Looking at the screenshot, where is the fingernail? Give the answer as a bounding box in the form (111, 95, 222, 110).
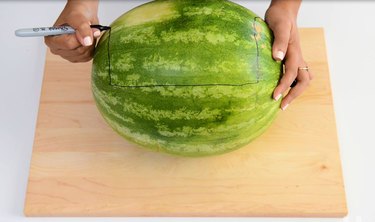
(281, 104, 289, 111)
(275, 51, 285, 61)
(274, 94, 282, 101)
(83, 36, 92, 46)
(93, 30, 101, 38)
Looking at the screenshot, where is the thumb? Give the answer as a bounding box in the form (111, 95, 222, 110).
(271, 22, 291, 61)
(66, 15, 94, 47)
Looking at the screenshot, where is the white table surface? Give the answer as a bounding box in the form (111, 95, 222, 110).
(1, 1, 374, 222)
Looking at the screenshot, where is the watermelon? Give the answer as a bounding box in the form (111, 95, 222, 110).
(92, 0, 282, 157)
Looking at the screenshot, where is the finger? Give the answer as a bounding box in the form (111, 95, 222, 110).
(61, 51, 93, 63)
(65, 55, 93, 63)
(271, 21, 291, 61)
(273, 48, 299, 101)
(280, 69, 311, 110)
(74, 22, 93, 47)
(45, 34, 81, 51)
(50, 45, 90, 57)
(60, 46, 95, 63)
(92, 28, 101, 38)
(62, 13, 94, 47)
(45, 26, 98, 52)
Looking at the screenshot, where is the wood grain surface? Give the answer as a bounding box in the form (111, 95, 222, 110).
(24, 28, 347, 217)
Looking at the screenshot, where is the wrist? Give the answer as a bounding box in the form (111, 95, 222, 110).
(66, 0, 99, 12)
(64, 0, 99, 22)
(269, 0, 301, 19)
(67, 0, 99, 5)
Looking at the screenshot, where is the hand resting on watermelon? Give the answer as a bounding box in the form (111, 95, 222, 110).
(44, 0, 100, 63)
(45, 0, 312, 111)
(266, 0, 313, 110)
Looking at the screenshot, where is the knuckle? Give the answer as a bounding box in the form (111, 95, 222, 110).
(65, 58, 74, 63)
(62, 56, 73, 62)
(285, 63, 298, 73)
(273, 19, 290, 29)
(49, 48, 58, 55)
(62, 37, 79, 50)
(70, 59, 80, 63)
(82, 56, 93, 63)
(83, 50, 94, 61)
(301, 79, 311, 88)
(66, 56, 90, 63)
(64, 56, 79, 63)
(80, 47, 94, 60)
(44, 37, 51, 46)
(78, 23, 90, 33)
(290, 89, 301, 99)
(285, 72, 298, 82)
(86, 47, 95, 57)
(65, 39, 78, 50)
(304, 80, 311, 88)
(302, 72, 311, 83)
(287, 93, 296, 101)
(301, 71, 310, 80)
(76, 46, 86, 54)
(280, 78, 291, 86)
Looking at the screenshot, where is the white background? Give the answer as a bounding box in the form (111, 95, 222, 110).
(0, 1, 374, 222)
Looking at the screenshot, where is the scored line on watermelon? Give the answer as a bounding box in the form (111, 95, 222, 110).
(103, 17, 264, 88)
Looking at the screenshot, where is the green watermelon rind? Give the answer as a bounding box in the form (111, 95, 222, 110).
(91, 0, 282, 157)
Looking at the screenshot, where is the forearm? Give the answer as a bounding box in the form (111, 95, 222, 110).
(269, 0, 301, 18)
(67, 0, 99, 7)
(65, 0, 99, 16)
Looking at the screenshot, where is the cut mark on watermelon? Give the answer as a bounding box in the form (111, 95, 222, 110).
(253, 17, 262, 83)
(252, 17, 262, 110)
(106, 26, 112, 86)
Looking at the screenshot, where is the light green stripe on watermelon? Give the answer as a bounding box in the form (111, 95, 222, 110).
(92, 0, 282, 156)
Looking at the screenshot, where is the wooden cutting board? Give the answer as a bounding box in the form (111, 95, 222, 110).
(24, 28, 347, 217)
